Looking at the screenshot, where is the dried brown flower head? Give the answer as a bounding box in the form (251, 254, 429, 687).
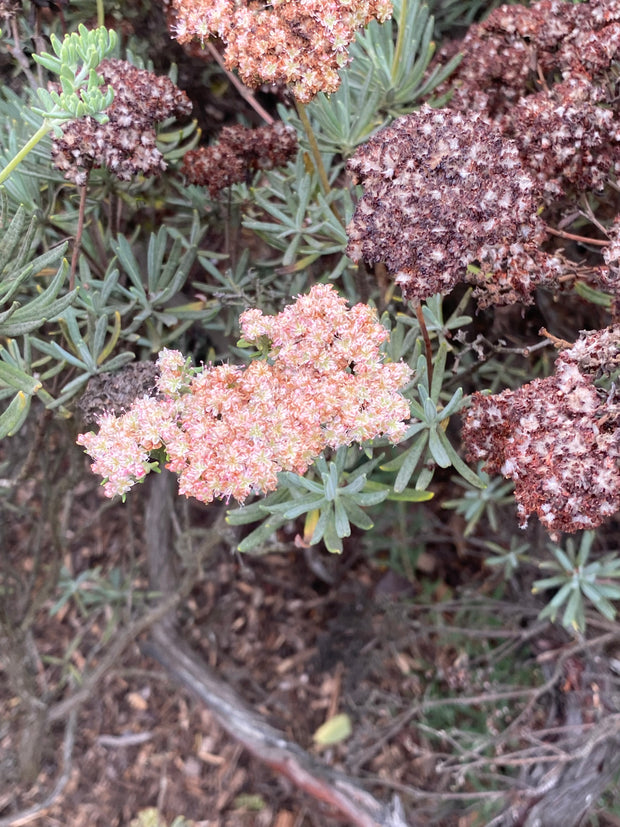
(181, 122, 297, 197)
(346, 105, 561, 307)
(502, 78, 620, 200)
(51, 59, 192, 186)
(431, 1, 620, 202)
(169, 0, 392, 102)
(0, 0, 20, 17)
(462, 326, 620, 535)
(78, 362, 160, 426)
(439, 0, 620, 119)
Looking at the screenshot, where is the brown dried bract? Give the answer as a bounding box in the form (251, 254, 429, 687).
(51, 59, 192, 186)
(462, 326, 620, 535)
(346, 105, 561, 307)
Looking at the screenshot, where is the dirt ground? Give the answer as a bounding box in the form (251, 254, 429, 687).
(1, 447, 556, 827)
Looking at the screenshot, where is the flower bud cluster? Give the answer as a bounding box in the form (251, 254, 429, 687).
(77, 284, 412, 503)
(169, 0, 392, 102)
(181, 122, 297, 197)
(346, 105, 562, 307)
(462, 326, 620, 535)
(51, 59, 192, 186)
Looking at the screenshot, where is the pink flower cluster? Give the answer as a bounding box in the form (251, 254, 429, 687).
(77, 284, 412, 503)
(169, 0, 392, 102)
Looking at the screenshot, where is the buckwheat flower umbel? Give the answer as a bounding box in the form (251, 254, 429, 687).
(346, 105, 562, 307)
(77, 395, 174, 498)
(462, 326, 620, 535)
(169, 0, 392, 102)
(78, 285, 412, 504)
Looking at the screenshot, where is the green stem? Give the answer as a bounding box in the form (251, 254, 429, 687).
(295, 100, 344, 226)
(96, 0, 105, 27)
(0, 121, 51, 186)
(295, 101, 330, 195)
(391, 0, 407, 81)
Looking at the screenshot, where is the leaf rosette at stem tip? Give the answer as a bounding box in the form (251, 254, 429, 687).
(32, 24, 118, 125)
(0, 25, 118, 187)
(227, 446, 433, 555)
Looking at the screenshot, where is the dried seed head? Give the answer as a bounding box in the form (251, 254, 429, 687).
(436, 0, 620, 119)
(181, 122, 298, 197)
(430, 0, 620, 204)
(51, 59, 192, 185)
(501, 78, 620, 200)
(346, 105, 559, 306)
(462, 325, 620, 534)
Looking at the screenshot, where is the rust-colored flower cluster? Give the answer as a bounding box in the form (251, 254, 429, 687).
(346, 105, 562, 307)
(51, 59, 192, 186)
(462, 326, 620, 535)
(169, 0, 392, 102)
(181, 122, 297, 197)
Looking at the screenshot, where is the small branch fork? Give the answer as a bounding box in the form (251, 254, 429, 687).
(143, 626, 409, 827)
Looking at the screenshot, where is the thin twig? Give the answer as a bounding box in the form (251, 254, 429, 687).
(545, 224, 609, 247)
(144, 625, 409, 827)
(69, 182, 89, 290)
(204, 41, 274, 125)
(539, 327, 572, 350)
(0, 709, 77, 827)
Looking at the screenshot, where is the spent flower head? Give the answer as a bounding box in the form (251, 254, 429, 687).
(181, 122, 298, 197)
(431, 0, 620, 204)
(346, 105, 562, 307)
(51, 59, 192, 186)
(77, 284, 412, 504)
(169, 0, 392, 102)
(436, 0, 620, 120)
(462, 325, 620, 536)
